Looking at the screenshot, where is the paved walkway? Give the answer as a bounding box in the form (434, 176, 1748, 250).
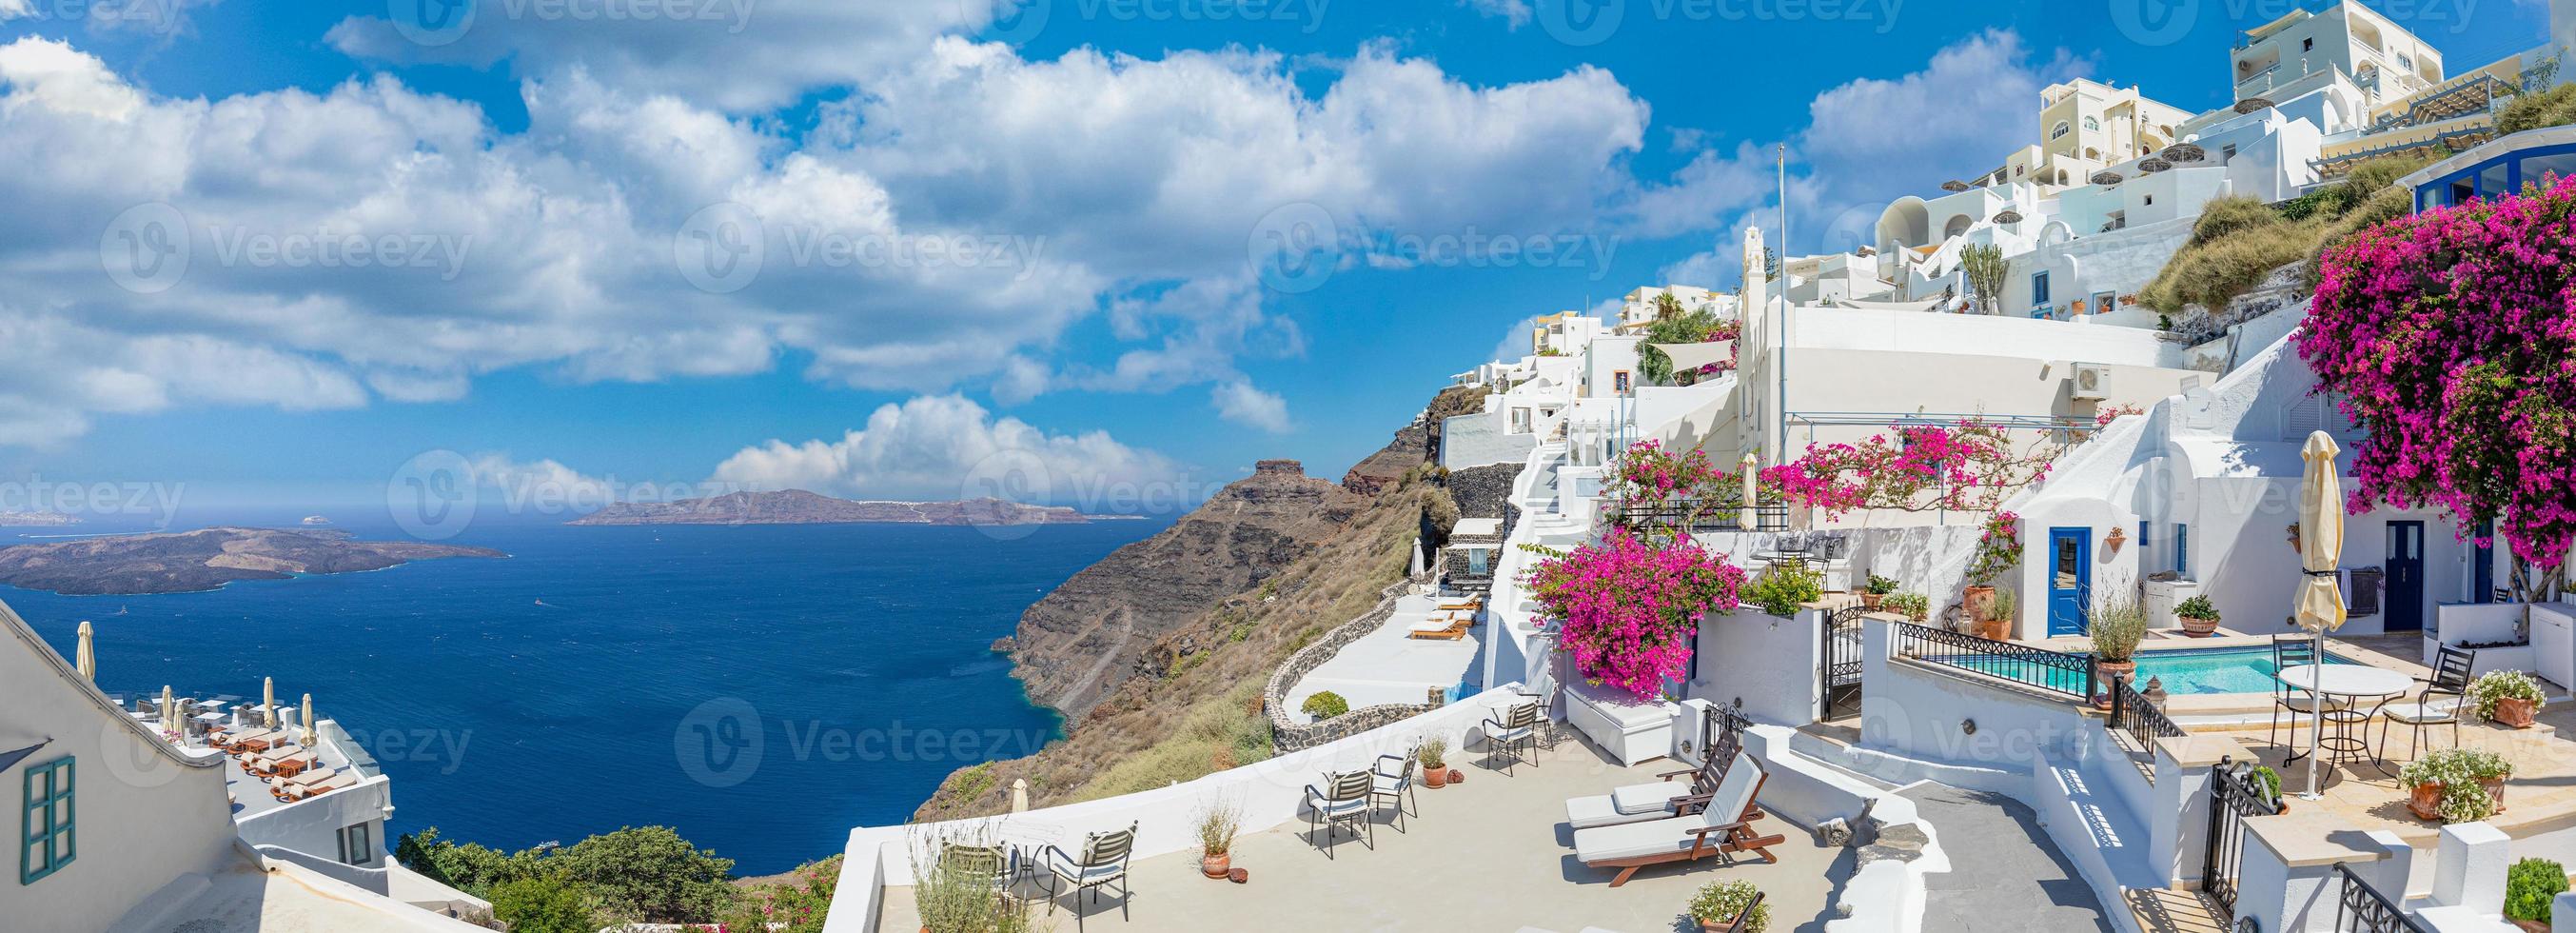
(1905, 784, 2115, 933)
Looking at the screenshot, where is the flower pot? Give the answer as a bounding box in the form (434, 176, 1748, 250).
(2483, 777, 2507, 813)
(2495, 696, 2538, 728)
(1228, 867, 1249, 883)
(1975, 619, 2011, 642)
(1963, 586, 1996, 625)
(2409, 783, 2443, 822)
(1860, 593, 1886, 611)
(2513, 920, 2549, 933)
(1201, 853, 1230, 878)
(1447, 768, 1464, 784)
(1423, 764, 1448, 788)
(2179, 615, 2219, 637)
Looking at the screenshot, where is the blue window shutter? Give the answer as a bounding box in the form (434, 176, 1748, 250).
(2176, 525, 2191, 577)
(22, 756, 74, 884)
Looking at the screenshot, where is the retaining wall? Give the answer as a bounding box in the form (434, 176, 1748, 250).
(1264, 572, 1441, 751)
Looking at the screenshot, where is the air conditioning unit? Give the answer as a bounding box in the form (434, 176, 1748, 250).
(2071, 363, 2112, 401)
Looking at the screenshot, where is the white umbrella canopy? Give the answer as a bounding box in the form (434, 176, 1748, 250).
(1646, 340, 1734, 375)
(2296, 430, 2349, 797)
(160, 685, 174, 737)
(1740, 453, 1760, 529)
(75, 621, 94, 682)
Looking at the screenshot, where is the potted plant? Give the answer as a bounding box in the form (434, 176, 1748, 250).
(1194, 798, 1241, 879)
(1685, 879, 1768, 933)
(1742, 560, 1823, 618)
(2473, 670, 2547, 728)
(2399, 748, 2508, 824)
(2507, 858, 2566, 933)
(2465, 747, 2515, 813)
(2174, 595, 2221, 638)
(2250, 764, 2288, 814)
(1420, 738, 1448, 788)
(1976, 589, 2016, 642)
(1962, 512, 2020, 622)
(1861, 574, 1899, 611)
(1883, 592, 1930, 624)
(2090, 595, 2149, 705)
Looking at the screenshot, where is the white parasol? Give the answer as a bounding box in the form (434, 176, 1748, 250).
(2295, 430, 2350, 798)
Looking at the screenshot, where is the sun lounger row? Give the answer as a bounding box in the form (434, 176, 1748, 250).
(1407, 612, 1475, 640)
(1568, 751, 1784, 887)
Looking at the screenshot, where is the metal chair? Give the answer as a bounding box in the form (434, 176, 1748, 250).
(1036, 823, 1135, 923)
(1484, 698, 1543, 775)
(2373, 645, 2477, 762)
(2269, 635, 2344, 752)
(1369, 745, 1419, 830)
(1304, 769, 1377, 857)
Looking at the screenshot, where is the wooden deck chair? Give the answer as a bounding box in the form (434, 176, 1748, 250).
(1563, 748, 1747, 830)
(1572, 753, 1784, 887)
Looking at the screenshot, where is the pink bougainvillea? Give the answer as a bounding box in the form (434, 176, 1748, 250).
(1604, 439, 1745, 535)
(1527, 529, 1747, 700)
(1758, 419, 2054, 519)
(2301, 174, 2576, 590)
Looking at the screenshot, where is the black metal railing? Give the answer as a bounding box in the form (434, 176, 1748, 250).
(2205, 757, 2278, 919)
(1821, 604, 1866, 721)
(1892, 623, 2094, 702)
(2108, 674, 2183, 751)
(1609, 497, 1789, 534)
(2330, 863, 2429, 933)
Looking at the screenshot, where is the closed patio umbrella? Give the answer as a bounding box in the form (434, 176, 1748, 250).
(2296, 430, 2350, 799)
(159, 685, 174, 736)
(75, 621, 94, 682)
(263, 676, 276, 729)
(301, 693, 315, 745)
(1740, 453, 1760, 530)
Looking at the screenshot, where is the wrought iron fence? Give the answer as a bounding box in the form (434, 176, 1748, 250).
(1891, 622, 2094, 702)
(1609, 497, 1790, 534)
(2330, 863, 2429, 933)
(2108, 673, 2183, 751)
(2205, 756, 2280, 919)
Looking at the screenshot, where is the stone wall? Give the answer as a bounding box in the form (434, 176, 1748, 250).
(1264, 572, 1442, 752)
(1446, 462, 1524, 520)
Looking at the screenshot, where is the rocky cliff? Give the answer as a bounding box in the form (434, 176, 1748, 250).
(1339, 385, 1487, 494)
(1003, 460, 1368, 719)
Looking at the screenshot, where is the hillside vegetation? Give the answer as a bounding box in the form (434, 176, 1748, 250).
(2138, 152, 2432, 312)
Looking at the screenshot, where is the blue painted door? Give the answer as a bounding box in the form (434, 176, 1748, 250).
(2048, 527, 2091, 637)
(2388, 521, 2427, 631)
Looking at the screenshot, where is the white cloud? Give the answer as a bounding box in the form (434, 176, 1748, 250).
(1209, 381, 1290, 433)
(1458, 0, 1533, 28)
(709, 395, 1181, 503)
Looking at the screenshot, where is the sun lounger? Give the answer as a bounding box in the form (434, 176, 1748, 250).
(1408, 613, 1472, 640)
(290, 772, 357, 800)
(1573, 752, 1783, 887)
(224, 729, 277, 752)
(280, 766, 338, 793)
(1437, 597, 1484, 612)
(1564, 755, 1745, 830)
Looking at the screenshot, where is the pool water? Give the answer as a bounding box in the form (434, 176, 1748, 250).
(2130, 645, 2358, 695)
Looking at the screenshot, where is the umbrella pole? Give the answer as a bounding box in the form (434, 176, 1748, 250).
(2303, 645, 2326, 800)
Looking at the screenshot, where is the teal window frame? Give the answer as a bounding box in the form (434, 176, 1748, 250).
(2176, 524, 2192, 577)
(21, 756, 73, 884)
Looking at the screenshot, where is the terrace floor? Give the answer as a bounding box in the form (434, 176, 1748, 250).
(2204, 704, 2576, 852)
(876, 737, 1850, 932)
(1284, 591, 1485, 713)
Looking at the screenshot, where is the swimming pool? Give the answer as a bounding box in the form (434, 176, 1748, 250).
(2130, 645, 2358, 695)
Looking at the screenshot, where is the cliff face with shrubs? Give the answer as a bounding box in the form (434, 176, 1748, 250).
(914, 387, 1474, 820)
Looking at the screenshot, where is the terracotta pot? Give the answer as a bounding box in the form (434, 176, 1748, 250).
(1423, 764, 1448, 788)
(2496, 696, 2538, 728)
(2484, 776, 2507, 813)
(1963, 586, 1996, 625)
(2409, 783, 2443, 822)
(1447, 768, 1464, 784)
(1860, 593, 1886, 611)
(2179, 615, 2219, 637)
(2513, 919, 2548, 933)
(1202, 853, 1230, 878)
(1975, 619, 2011, 642)
(1228, 867, 1249, 883)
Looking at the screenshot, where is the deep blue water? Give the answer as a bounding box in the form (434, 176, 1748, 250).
(9, 510, 1162, 874)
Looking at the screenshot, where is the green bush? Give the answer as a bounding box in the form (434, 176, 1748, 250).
(2186, 196, 2281, 248)
(720, 855, 841, 933)
(551, 826, 737, 923)
(1741, 560, 1823, 616)
(1301, 690, 1350, 720)
(1864, 573, 1900, 596)
(2140, 220, 2317, 311)
(2508, 858, 2568, 923)
(2174, 595, 2218, 622)
(2471, 669, 2548, 720)
(1687, 879, 1770, 932)
(490, 875, 598, 933)
(2502, 83, 2576, 135)
(2342, 152, 2437, 199)
(1882, 592, 1930, 622)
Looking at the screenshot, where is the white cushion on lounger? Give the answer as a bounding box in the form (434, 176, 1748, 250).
(1566, 788, 1681, 830)
(1611, 781, 1687, 814)
(1408, 615, 1459, 632)
(1574, 753, 1760, 863)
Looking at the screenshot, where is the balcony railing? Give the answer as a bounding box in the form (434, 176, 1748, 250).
(2330, 863, 2429, 933)
(2108, 673, 2183, 751)
(1892, 623, 2095, 703)
(1607, 498, 1789, 534)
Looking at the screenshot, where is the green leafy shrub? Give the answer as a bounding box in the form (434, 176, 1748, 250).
(489, 874, 598, 933)
(1741, 560, 1823, 616)
(2471, 669, 2547, 720)
(2507, 858, 2568, 923)
(2174, 595, 2218, 621)
(2501, 83, 2576, 135)
(1301, 690, 1350, 720)
(1865, 573, 1899, 596)
(1687, 879, 1770, 932)
(2186, 195, 2282, 247)
(721, 855, 841, 933)
(552, 826, 737, 923)
(2250, 765, 2283, 805)
(2140, 219, 2316, 311)
(1984, 589, 2016, 625)
(1882, 592, 1930, 622)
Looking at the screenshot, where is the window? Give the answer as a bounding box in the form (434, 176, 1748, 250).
(2051, 120, 2071, 140)
(2523, 152, 2576, 192)
(1466, 548, 1490, 576)
(1508, 407, 1531, 434)
(2083, 116, 2101, 132)
(2144, 194, 2155, 207)
(1613, 370, 1631, 396)
(21, 757, 73, 883)
(2175, 524, 2191, 576)
(2030, 271, 2051, 305)
(2221, 144, 2238, 161)
(338, 823, 375, 867)
(2015, 165, 2026, 176)
(2302, 37, 2313, 51)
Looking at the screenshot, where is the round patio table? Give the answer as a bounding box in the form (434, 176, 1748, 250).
(2277, 664, 2413, 774)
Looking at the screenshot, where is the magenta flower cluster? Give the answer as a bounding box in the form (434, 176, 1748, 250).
(1528, 529, 1747, 700)
(2301, 173, 2576, 570)
(1759, 420, 2053, 519)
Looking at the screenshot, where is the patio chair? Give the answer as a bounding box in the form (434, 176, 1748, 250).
(2269, 636, 2344, 751)
(1483, 696, 1543, 775)
(1303, 769, 1377, 857)
(2372, 645, 2477, 762)
(938, 842, 1010, 895)
(1370, 746, 1419, 830)
(1563, 751, 1741, 830)
(1573, 751, 1783, 887)
(1036, 822, 1135, 923)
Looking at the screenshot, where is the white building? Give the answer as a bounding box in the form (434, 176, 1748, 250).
(2228, 2, 2446, 124)
(1615, 285, 1731, 334)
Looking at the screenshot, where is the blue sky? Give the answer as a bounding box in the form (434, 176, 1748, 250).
(0, 0, 2548, 519)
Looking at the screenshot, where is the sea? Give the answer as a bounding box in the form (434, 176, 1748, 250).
(7, 507, 1164, 874)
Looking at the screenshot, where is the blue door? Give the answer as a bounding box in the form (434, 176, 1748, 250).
(2388, 521, 2427, 631)
(2474, 520, 2496, 604)
(2048, 527, 2091, 637)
